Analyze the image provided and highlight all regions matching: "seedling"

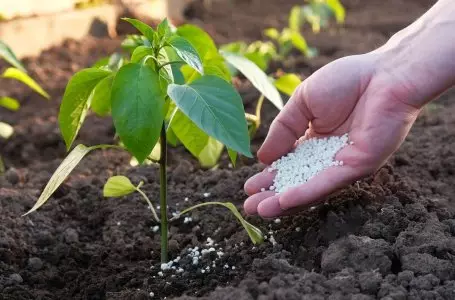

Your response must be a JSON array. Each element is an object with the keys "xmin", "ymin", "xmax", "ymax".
[
  {"xmin": 0, "ymin": 41, "xmax": 49, "ymax": 172},
  {"xmin": 24, "ymin": 19, "xmax": 264, "ymax": 263},
  {"xmin": 301, "ymin": 0, "xmax": 346, "ymax": 33}
]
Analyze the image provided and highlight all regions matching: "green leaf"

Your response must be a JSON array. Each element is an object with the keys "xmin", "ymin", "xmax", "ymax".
[
  {"xmin": 176, "ymin": 25, "xmax": 218, "ymax": 60},
  {"xmin": 326, "ymin": 0, "xmax": 346, "ymax": 23},
  {"xmin": 220, "ymin": 42, "xmax": 247, "ymax": 53},
  {"xmin": 111, "ymin": 63, "xmax": 164, "ymax": 162},
  {"xmin": 0, "ymin": 40, "xmax": 26, "ymax": 72},
  {"xmin": 157, "ymin": 18, "xmax": 172, "ymax": 41},
  {"xmin": 122, "ymin": 18, "xmax": 156, "ymax": 46},
  {"xmin": 0, "ymin": 96, "xmax": 20, "ymax": 111},
  {"xmin": 23, "ymin": 144, "xmax": 113, "ymax": 215},
  {"xmin": 0, "ymin": 122, "xmax": 13, "ymax": 139},
  {"xmin": 162, "ymin": 47, "xmax": 185, "ymax": 85},
  {"xmin": 290, "ymin": 31, "xmax": 313, "ymax": 57},
  {"xmin": 2, "ymin": 68, "xmax": 49, "ymax": 99},
  {"xmin": 244, "ymin": 52, "xmax": 268, "ymax": 71},
  {"xmin": 167, "ymin": 75, "xmax": 252, "ymax": 157},
  {"xmin": 167, "ymin": 35, "xmax": 203, "ymax": 74},
  {"xmin": 171, "ymin": 109, "xmax": 209, "ymax": 158},
  {"xmin": 107, "ymin": 53, "xmax": 124, "ymax": 71},
  {"xmin": 289, "ymin": 6, "xmax": 302, "ymax": 31},
  {"xmin": 221, "ymin": 52, "xmax": 283, "ymax": 110},
  {"xmin": 198, "ymin": 137, "xmax": 223, "ymax": 167},
  {"xmin": 121, "ymin": 34, "xmax": 150, "ymax": 52},
  {"xmin": 179, "ymin": 202, "xmax": 263, "ymax": 244},
  {"xmin": 274, "ymin": 73, "xmax": 302, "ymax": 96},
  {"xmin": 227, "ymin": 148, "xmax": 238, "ymax": 167},
  {"xmin": 103, "ymin": 175, "xmax": 137, "ymax": 197},
  {"xmin": 92, "ymin": 57, "xmax": 110, "ymax": 68},
  {"xmin": 264, "ymin": 28, "xmax": 280, "ymax": 40},
  {"xmin": 167, "ymin": 128, "xmax": 179, "ymax": 146},
  {"xmin": 90, "ymin": 75, "xmax": 114, "ymax": 116},
  {"xmin": 131, "ymin": 46, "xmax": 155, "ymax": 64},
  {"xmin": 59, "ymin": 68, "xmax": 111, "ymax": 149}
]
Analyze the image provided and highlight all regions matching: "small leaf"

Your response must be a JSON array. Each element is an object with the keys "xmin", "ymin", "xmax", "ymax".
[
  {"xmin": 131, "ymin": 46, "xmax": 155, "ymax": 63},
  {"xmin": 103, "ymin": 176, "xmax": 137, "ymax": 197},
  {"xmin": 157, "ymin": 18, "xmax": 172, "ymax": 41},
  {"xmin": 0, "ymin": 122, "xmax": 14, "ymax": 139},
  {"xmin": 2, "ymin": 68, "xmax": 49, "ymax": 99},
  {"xmin": 290, "ymin": 31, "xmax": 312, "ymax": 57},
  {"xmin": 227, "ymin": 148, "xmax": 238, "ymax": 167},
  {"xmin": 0, "ymin": 40, "xmax": 25, "ymax": 72},
  {"xmin": 90, "ymin": 75, "xmax": 114, "ymax": 116},
  {"xmin": 121, "ymin": 34, "xmax": 150, "ymax": 52},
  {"xmin": 264, "ymin": 28, "xmax": 280, "ymax": 40},
  {"xmin": 274, "ymin": 73, "xmax": 302, "ymax": 96},
  {"xmin": 168, "ymin": 75, "xmax": 252, "ymax": 157},
  {"xmin": 59, "ymin": 68, "xmax": 111, "ymax": 149},
  {"xmin": 111, "ymin": 63, "xmax": 165, "ymax": 162},
  {"xmin": 222, "ymin": 52, "xmax": 283, "ymax": 110},
  {"xmin": 0, "ymin": 96, "xmax": 20, "ymax": 111},
  {"xmin": 122, "ymin": 18, "xmax": 156, "ymax": 46},
  {"xmin": 198, "ymin": 137, "xmax": 224, "ymax": 168},
  {"xmin": 326, "ymin": 0, "xmax": 346, "ymax": 23},
  {"xmin": 92, "ymin": 57, "xmax": 110, "ymax": 68},
  {"xmin": 289, "ymin": 6, "xmax": 302, "ymax": 31},
  {"xmin": 167, "ymin": 35, "xmax": 203, "ymax": 74},
  {"xmin": 23, "ymin": 144, "xmax": 102, "ymax": 215},
  {"xmin": 179, "ymin": 202, "xmax": 263, "ymax": 244}
]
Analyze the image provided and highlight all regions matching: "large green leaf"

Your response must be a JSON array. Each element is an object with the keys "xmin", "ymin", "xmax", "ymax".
[
  {"xmin": 0, "ymin": 41, "xmax": 25, "ymax": 72},
  {"xmin": 167, "ymin": 35, "xmax": 203, "ymax": 74},
  {"xmin": 90, "ymin": 74, "xmax": 114, "ymax": 116},
  {"xmin": 103, "ymin": 175, "xmax": 136, "ymax": 197},
  {"xmin": 178, "ymin": 202, "xmax": 263, "ymax": 244},
  {"xmin": 198, "ymin": 137, "xmax": 224, "ymax": 167},
  {"xmin": 171, "ymin": 110, "xmax": 209, "ymax": 157},
  {"xmin": 122, "ymin": 18, "xmax": 156, "ymax": 46},
  {"xmin": 0, "ymin": 122, "xmax": 13, "ymax": 139},
  {"xmin": 0, "ymin": 96, "xmax": 20, "ymax": 111},
  {"xmin": 23, "ymin": 144, "xmax": 108, "ymax": 215},
  {"xmin": 221, "ymin": 52, "xmax": 283, "ymax": 110},
  {"xmin": 167, "ymin": 75, "xmax": 251, "ymax": 157},
  {"xmin": 2, "ymin": 68, "xmax": 49, "ymax": 99},
  {"xmin": 274, "ymin": 73, "xmax": 302, "ymax": 96},
  {"xmin": 59, "ymin": 68, "xmax": 111, "ymax": 149},
  {"xmin": 111, "ymin": 63, "xmax": 164, "ymax": 162}
]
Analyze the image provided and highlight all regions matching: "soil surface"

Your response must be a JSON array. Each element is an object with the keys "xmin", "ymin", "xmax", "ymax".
[{"xmin": 3, "ymin": 0, "xmax": 455, "ymax": 299}]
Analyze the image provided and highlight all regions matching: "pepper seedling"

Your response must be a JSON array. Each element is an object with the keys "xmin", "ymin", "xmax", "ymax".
[
  {"xmin": 24, "ymin": 18, "xmax": 264, "ymax": 263},
  {"xmin": 0, "ymin": 40, "xmax": 49, "ymax": 172}
]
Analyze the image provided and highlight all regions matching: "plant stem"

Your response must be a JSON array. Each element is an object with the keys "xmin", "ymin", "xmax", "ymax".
[
  {"xmin": 136, "ymin": 187, "xmax": 160, "ymax": 223},
  {"xmin": 255, "ymin": 94, "xmax": 265, "ymax": 125},
  {"xmin": 158, "ymin": 61, "xmax": 182, "ymax": 71},
  {"xmin": 159, "ymin": 122, "xmax": 168, "ymax": 263}
]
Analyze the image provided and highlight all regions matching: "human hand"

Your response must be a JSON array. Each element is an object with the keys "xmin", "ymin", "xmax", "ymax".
[{"xmin": 243, "ymin": 53, "xmax": 422, "ymax": 218}]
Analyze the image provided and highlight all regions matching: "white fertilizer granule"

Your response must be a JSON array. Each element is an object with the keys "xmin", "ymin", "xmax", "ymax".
[{"xmin": 269, "ymin": 134, "xmax": 349, "ymax": 193}]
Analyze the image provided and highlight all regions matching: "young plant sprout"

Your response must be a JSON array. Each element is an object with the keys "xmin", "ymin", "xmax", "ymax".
[
  {"xmin": 24, "ymin": 18, "xmax": 264, "ymax": 263},
  {"xmin": 0, "ymin": 40, "xmax": 50, "ymax": 172}
]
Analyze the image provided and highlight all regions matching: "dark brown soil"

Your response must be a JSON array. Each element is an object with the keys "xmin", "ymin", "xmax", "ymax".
[{"xmin": 3, "ymin": 0, "xmax": 455, "ymax": 299}]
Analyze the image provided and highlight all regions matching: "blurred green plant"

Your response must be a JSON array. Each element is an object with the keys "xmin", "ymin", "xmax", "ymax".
[{"xmin": 0, "ymin": 41, "xmax": 49, "ymax": 171}]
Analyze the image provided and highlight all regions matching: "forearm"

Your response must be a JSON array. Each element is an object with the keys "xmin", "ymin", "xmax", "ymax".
[{"xmin": 373, "ymin": 0, "xmax": 455, "ymax": 108}]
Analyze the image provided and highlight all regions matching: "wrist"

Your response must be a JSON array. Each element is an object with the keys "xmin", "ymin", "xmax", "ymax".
[{"xmin": 372, "ymin": 1, "xmax": 455, "ymax": 109}]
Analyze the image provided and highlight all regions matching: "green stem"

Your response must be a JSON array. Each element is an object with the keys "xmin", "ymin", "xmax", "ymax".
[
  {"xmin": 136, "ymin": 186, "xmax": 160, "ymax": 223},
  {"xmin": 255, "ymin": 94, "xmax": 265, "ymax": 127},
  {"xmin": 159, "ymin": 122, "xmax": 168, "ymax": 263},
  {"xmin": 158, "ymin": 61, "xmax": 182, "ymax": 72}
]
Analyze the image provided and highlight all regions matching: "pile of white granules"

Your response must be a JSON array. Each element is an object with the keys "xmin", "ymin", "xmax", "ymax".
[{"xmin": 267, "ymin": 134, "xmax": 350, "ymax": 194}]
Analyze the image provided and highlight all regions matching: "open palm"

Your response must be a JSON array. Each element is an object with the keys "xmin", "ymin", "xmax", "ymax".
[{"xmin": 244, "ymin": 54, "xmax": 421, "ymax": 218}]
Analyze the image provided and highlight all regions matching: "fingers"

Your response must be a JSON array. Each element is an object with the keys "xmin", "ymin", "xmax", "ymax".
[
  {"xmin": 244, "ymin": 168, "xmax": 275, "ymax": 196},
  {"xmin": 258, "ymin": 84, "xmax": 312, "ymax": 165},
  {"xmin": 244, "ymin": 191, "xmax": 276, "ymax": 215}
]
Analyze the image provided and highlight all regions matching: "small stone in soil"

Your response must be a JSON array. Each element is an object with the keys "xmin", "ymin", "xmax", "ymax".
[
  {"xmin": 274, "ymin": 218, "xmax": 281, "ymax": 224},
  {"xmin": 203, "ymin": 192, "xmax": 211, "ymax": 198}
]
